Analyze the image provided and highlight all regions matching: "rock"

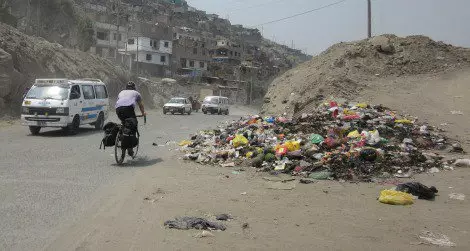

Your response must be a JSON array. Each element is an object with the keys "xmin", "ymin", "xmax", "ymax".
[{"xmin": 370, "ymin": 35, "xmax": 395, "ymax": 54}]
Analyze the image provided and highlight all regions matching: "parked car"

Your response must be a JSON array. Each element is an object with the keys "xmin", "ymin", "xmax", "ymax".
[
  {"xmin": 163, "ymin": 97, "xmax": 192, "ymax": 115},
  {"xmin": 202, "ymin": 96, "xmax": 229, "ymax": 115}
]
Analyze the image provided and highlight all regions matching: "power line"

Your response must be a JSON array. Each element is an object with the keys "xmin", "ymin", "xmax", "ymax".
[
  {"xmin": 254, "ymin": 0, "xmax": 348, "ymax": 26},
  {"xmin": 228, "ymin": 0, "xmax": 288, "ymax": 13}
]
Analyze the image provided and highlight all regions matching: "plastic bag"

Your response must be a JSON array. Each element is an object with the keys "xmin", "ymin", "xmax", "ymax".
[
  {"xmin": 378, "ymin": 190, "xmax": 414, "ymax": 205},
  {"xmin": 347, "ymin": 130, "xmax": 361, "ymax": 138},
  {"xmin": 395, "ymin": 119, "xmax": 413, "ymax": 124},
  {"xmin": 310, "ymin": 134, "xmax": 324, "ymax": 144},
  {"xmin": 232, "ymin": 134, "xmax": 249, "ymax": 147},
  {"xmin": 179, "ymin": 140, "xmax": 192, "ymax": 146},
  {"xmin": 284, "ymin": 141, "xmax": 300, "ymax": 152},
  {"xmin": 355, "ymin": 103, "xmax": 368, "ymax": 108}
]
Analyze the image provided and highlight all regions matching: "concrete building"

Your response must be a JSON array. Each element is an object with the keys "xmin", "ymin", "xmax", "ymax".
[
  {"xmin": 123, "ymin": 23, "xmax": 173, "ymax": 76},
  {"xmin": 210, "ymin": 38, "xmax": 243, "ymax": 64}
]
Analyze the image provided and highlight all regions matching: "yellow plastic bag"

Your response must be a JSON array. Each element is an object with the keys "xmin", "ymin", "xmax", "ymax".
[
  {"xmin": 246, "ymin": 152, "xmax": 254, "ymax": 158},
  {"xmin": 347, "ymin": 130, "xmax": 361, "ymax": 138},
  {"xmin": 355, "ymin": 103, "xmax": 368, "ymax": 109},
  {"xmin": 284, "ymin": 141, "xmax": 300, "ymax": 152},
  {"xmin": 379, "ymin": 190, "xmax": 414, "ymax": 205},
  {"xmin": 179, "ymin": 140, "xmax": 192, "ymax": 146},
  {"xmin": 232, "ymin": 134, "xmax": 249, "ymax": 147},
  {"xmin": 395, "ymin": 119, "xmax": 413, "ymax": 124}
]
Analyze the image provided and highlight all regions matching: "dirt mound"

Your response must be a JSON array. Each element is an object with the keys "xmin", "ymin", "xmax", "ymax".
[
  {"xmin": 0, "ymin": 23, "xmax": 129, "ymax": 116},
  {"xmin": 262, "ymin": 34, "xmax": 470, "ymax": 116}
]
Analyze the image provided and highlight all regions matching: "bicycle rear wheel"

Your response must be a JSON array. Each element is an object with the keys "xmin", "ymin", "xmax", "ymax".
[{"xmin": 115, "ymin": 131, "xmax": 126, "ymax": 165}]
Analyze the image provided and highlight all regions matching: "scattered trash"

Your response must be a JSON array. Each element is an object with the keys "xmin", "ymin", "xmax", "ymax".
[
  {"xmin": 242, "ymin": 223, "xmax": 249, "ymax": 229},
  {"xmin": 180, "ymin": 102, "xmax": 452, "ymax": 182},
  {"xmin": 448, "ymin": 193, "xmax": 465, "ymax": 201},
  {"xmin": 419, "ymin": 231, "xmax": 455, "ymax": 247},
  {"xmin": 308, "ymin": 171, "xmax": 333, "ymax": 180},
  {"xmin": 450, "ymin": 110, "xmax": 463, "ymax": 115},
  {"xmin": 215, "ymin": 214, "xmax": 233, "ymax": 221},
  {"xmin": 395, "ymin": 182, "xmax": 438, "ymax": 200},
  {"xmin": 231, "ymin": 171, "xmax": 241, "ymax": 175},
  {"xmin": 164, "ymin": 217, "xmax": 226, "ymax": 231},
  {"xmin": 454, "ymin": 159, "xmax": 470, "ymax": 167},
  {"xmin": 378, "ymin": 190, "xmax": 414, "ymax": 205},
  {"xmin": 428, "ymin": 167, "xmax": 440, "ymax": 173},
  {"xmin": 194, "ymin": 230, "xmax": 215, "ymax": 238},
  {"xmin": 299, "ymin": 178, "xmax": 316, "ymax": 184},
  {"xmin": 240, "ymin": 192, "xmax": 247, "ymax": 195}
]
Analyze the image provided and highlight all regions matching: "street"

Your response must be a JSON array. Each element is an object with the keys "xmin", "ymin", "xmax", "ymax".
[
  {"xmin": 1, "ymin": 107, "xmax": 470, "ymax": 251},
  {"xmin": 0, "ymin": 108, "xmax": 249, "ymax": 251}
]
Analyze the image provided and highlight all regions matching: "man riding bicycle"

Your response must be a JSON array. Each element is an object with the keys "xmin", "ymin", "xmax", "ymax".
[{"xmin": 115, "ymin": 81, "xmax": 146, "ymax": 156}]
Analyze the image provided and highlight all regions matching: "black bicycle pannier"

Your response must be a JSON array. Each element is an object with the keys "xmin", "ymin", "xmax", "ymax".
[
  {"xmin": 121, "ymin": 118, "xmax": 138, "ymax": 149},
  {"xmin": 100, "ymin": 122, "xmax": 119, "ymax": 149}
]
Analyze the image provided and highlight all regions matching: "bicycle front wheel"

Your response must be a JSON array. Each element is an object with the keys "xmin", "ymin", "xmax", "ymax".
[{"xmin": 115, "ymin": 131, "xmax": 126, "ymax": 165}]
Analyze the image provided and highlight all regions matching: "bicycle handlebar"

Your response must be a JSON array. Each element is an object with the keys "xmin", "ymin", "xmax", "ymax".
[{"xmin": 136, "ymin": 114, "xmax": 147, "ymax": 124}]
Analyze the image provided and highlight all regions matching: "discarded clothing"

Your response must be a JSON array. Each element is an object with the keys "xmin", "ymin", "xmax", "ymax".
[
  {"xmin": 215, "ymin": 214, "xmax": 233, "ymax": 221},
  {"xmin": 395, "ymin": 182, "xmax": 438, "ymax": 200},
  {"xmin": 164, "ymin": 217, "xmax": 226, "ymax": 231}
]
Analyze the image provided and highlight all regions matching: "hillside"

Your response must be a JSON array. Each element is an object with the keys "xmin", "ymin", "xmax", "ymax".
[
  {"xmin": 262, "ymin": 34, "xmax": 470, "ymax": 116},
  {"xmin": 0, "ymin": 23, "xmax": 129, "ymax": 115}
]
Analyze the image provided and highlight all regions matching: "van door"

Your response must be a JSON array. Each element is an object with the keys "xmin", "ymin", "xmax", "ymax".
[
  {"xmin": 81, "ymin": 84, "xmax": 97, "ymax": 123},
  {"xmin": 94, "ymin": 84, "xmax": 109, "ymax": 121},
  {"xmin": 69, "ymin": 85, "xmax": 83, "ymax": 124}
]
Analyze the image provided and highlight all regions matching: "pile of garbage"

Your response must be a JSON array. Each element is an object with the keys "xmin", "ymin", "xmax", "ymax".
[{"xmin": 181, "ymin": 101, "xmax": 452, "ymax": 181}]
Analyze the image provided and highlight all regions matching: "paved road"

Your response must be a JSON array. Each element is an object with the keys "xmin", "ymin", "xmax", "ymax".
[{"xmin": 0, "ymin": 109, "xmax": 252, "ymax": 251}]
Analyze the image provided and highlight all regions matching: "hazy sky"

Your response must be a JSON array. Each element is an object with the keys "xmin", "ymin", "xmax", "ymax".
[{"xmin": 187, "ymin": 0, "xmax": 470, "ymax": 55}]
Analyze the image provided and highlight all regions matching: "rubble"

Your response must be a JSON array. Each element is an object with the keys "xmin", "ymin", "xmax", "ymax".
[{"xmin": 180, "ymin": 101, "xmax": 455, "ymax": 182}]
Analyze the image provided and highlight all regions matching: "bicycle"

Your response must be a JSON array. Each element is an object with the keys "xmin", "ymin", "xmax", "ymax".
[{"xmin": 115, "ymin": 115, "xmax": 146, "ymax": 165}]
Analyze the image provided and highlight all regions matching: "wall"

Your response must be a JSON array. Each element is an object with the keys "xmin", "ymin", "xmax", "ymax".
[
  {"xmin": 126, "ymin": 37, "xmax": 172, "ymax": 55},
  {"xmin": 136, "ymin": 51, "xmax": 170, "ymax": 66}
]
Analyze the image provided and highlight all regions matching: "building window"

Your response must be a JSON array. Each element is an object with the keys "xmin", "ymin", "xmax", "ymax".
[
  {"xmin": 146, "ymin": 54, "xmax": 152, "ymax": 61},
  {"xmin": 180, "ymin": 58, "xmax": 187, "ymax": 68},
  {"xmin": 199, "ymin": 62, "xmax": 205, "ymax": 68},
  {"xmin": 173, "ymin": 32, "xmax": 177, "ymax": 39},
  {"xmin": 189, "ymin": 60, "xmax": 195, "ymax": 67},
  {"xmin": 128, "ymin": 38, "xmax": 135, "ymax": 45},
  {"xmin": 164, "ymin": 41, "xmax": 169, "ymax": 48},
  {"xmin": 193, "ymin": 48, "xmax": 197, "ymax": 55},
  {"xmin": 96, "ymin": 31, "xmax": 107, "ymax": 40},
  {"xmin": 160, "ymin": 55, "xmax": 166, "ymax": 63}
]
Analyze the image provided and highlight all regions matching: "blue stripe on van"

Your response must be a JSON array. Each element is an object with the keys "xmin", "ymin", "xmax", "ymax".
[{"xmin": 81, "ymin": 105, "xmax": 104, "ymax": 112}]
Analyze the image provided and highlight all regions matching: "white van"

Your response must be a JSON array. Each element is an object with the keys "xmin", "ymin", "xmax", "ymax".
[
  {"xmin": 202, "ymin": 96, "xmax": 229, "ymax": 115},
  {"xmin": 21, "ymin": 78, "xmax": 109, "ymax": 135}
]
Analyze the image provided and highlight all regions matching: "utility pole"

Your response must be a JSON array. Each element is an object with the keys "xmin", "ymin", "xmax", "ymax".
[
  {"xmin": 136, "ymin": 35, "xmax": 139, "ymax": 75},
  {"xmin": 367, "ymin": 0, "xmax": 372, "ymax": 38}
]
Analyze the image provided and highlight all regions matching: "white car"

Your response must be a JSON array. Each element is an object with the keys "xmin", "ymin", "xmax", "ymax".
[{"xmin": 163, "ymin": 97, "xmax": 192, "ymax": 115}]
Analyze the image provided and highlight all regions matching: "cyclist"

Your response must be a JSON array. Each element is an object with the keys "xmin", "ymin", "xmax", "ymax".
[{"xmin": 115, "ymin": 81, "xmax": 146, "ymax": 156}]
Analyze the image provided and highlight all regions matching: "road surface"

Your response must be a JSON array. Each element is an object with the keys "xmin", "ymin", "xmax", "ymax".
[{"xmin": 0, "ymin": 108, "xmax": 252, "ymax": 251}]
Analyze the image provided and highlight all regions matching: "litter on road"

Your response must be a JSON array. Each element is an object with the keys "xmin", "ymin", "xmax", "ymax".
[
  {"xmin": 180, "ymin": 102, "xmax": 458, "ymax": 182},
  {"xmin": 164, "ymin": 217, "xmax": 226, "ymax": 231}
]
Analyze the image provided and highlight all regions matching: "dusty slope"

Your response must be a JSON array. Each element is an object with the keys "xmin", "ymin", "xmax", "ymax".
[
  {"xmin": 0, "ymin": 23, "xmax": 129, "ymax": 116},
  {"xmin": 262, "ymin": 34, "xmax": 470, "ymax": 116}
]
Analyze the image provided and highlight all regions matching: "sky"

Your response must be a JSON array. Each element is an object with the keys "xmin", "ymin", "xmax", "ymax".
[{"xmin": 187, "ymin": 0, "xmax": 470, "ymax": 55}]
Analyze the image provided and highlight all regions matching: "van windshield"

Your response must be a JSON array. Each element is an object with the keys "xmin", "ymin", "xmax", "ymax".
[
  {"xmin": 203, "ymin": 97, "xmax": 218, "ymax": 104},
  {"xmin": 26, "ymin": 85, "xmax": 69, "ymax": 100}
]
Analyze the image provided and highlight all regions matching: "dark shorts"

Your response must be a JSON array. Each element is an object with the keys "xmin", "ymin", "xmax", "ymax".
[{"xmin": 116, "ymin": 106, "xmax": 137, "ymax": 125}]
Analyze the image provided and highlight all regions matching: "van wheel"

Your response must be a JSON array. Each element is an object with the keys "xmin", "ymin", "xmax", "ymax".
[
  {"xmin": 67, "ymin": 115, "xmax": 80, "ymax": 135},
  {"xmin": 218, "ymin": 109, "xmax": 222, "ymax": 115},
  {"xmin": 225, "ymin": 109, "xmax": 229, "ymax": 115},
  {"xmin": 187, "ymin": 109, "xmax": 192, "ymax": 115},
  {"xmin": 94, "ymin": 113, "xmax": 104, "ymax": 130},
  {"xmin": 29, "ymin": 126, "xmax": 41, "ymax": 135}
]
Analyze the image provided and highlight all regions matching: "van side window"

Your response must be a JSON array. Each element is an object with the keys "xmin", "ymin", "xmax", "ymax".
[
  {"xmin": 82, "ymin": 85, "xmax": 95, "ymax": 99},
  {"xmin": 94, "ymin": 85, "xmax": 108, "ymax": 99},
  {"xmin": 70, "ymin": 85, "xmax": 81, "ymax": 100}
]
